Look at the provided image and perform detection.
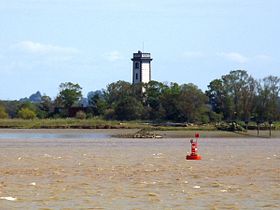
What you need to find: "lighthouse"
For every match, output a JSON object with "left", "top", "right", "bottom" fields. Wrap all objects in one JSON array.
[{"left": 131, "top": 51, "right": 152, "bottom": 84}]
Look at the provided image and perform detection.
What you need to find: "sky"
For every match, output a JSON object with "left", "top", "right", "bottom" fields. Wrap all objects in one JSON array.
[{"left": 0, "top": 0, "right": 279, "bottom": 100}]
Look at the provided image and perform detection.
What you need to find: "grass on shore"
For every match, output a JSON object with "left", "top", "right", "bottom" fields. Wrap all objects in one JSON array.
[
  {"left": 0, "top": 118, "right": 148, "bottom": 129},
  {"left": 0, "top": 118, "right": 280, "bottom": 132},
  {"left": 0, "top": 119, "right": 225, "bottom": 131}
]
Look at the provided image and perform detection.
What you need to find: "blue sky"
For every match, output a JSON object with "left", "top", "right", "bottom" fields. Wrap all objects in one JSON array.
[{"left": 0, "top": 0, "right": 279, "bottom": 100}]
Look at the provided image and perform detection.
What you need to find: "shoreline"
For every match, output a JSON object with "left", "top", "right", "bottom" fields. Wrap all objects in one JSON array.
[{"left": 0, "top": 128, "right": 279, "bottom": 138}]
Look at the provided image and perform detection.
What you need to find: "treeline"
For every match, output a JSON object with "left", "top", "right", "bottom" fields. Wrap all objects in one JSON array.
[{"left": 0, "top": 70, "right": 279, "bottom": 123}]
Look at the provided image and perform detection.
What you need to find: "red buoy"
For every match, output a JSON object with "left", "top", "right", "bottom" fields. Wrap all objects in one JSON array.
[{"left": 186, "top": 133, "right": 202, "bottom": 160}]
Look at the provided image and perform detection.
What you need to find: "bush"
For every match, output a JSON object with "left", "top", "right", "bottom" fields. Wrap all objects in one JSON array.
[
  {"left": 75, "top": 111, "right": 86, "bottom": 119},
  {"left": 197, "top": 114, "right": 210, "bottom": 124},
  {"left": 86, "top": 112, "right": 94, "bottom": 119},
  {"left": 104, "top": 108, "right": 115, "bottom": 120},
  {"left": 18, "top": 108, "right": 36, "bottom": 119},
  {"left": 216, "top": 121, "right": 245, "bottom": 132},
  {"left": 209, "top": 111, "right": 223, "bottom": 122}
]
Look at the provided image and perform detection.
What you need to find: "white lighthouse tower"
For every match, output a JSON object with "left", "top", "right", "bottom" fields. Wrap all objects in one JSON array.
[{"left": 131, "top": 51, "right": 152, "bottom": 84}]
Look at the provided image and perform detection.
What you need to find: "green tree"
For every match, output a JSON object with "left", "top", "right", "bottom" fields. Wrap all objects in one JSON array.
[
  {"left": 18, "top": 108, "right": 36, "bottom": 119},
  {"left": 222, "top": 70, "right": 257, "bottom": 121},
  {"left": 177, "top": 83, "right": 209, "bottom": 123},
  {"left": 105, "top": 81, "right": 132, "bottom": 106},
  {"left": 57, "top": 82, "right": 82, "bottom": 109},
  {"left": 0, "top": 101, "right": 21, "bottom": 118},
  {"left": 114, "top": 96, "right": 144, "bottom": 120},
  {"left": 0, "top": 105, "right": 9, "bottom": 119},
  {"left": 20, "top": 101, "right": 37, "bottom": 112},
  {"left": 207, "top": 70, "right": 257, "bottom": 121},
  {"left": 37, "top": 95, "right": 54, "bottom": 119},
  {"left": 206, "top": 79, "right": 225, "bottom": 115},
  {"left": 160, "top": 83, "right": 181, "bottom": 121},
  {"left": 40, "top": 95, "right": 52, "bottom": 112},
  {"left": 88, "top": 90, "right": 108, "bottom": 116},
  {"left": 256, "top": 76, "right": 280, "bottom": 121},
  {"left": 38, "top": 95, "right": 53, "bottom": 118},
  {"left": 144, "top": 81, "right": 167, "bottom": 120},
  {"left": 104, "top": 81, "right": 145, "bottom": 120},
  {"left": 18, "top": 101, "right": 38, "bottom": 118}
]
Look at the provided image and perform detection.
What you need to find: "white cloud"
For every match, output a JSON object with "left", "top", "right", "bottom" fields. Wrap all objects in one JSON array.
[
  {"left": 105, "top": 51, "right": 123, "bottom": 62},
  {"left": 12, "top": 41, "right": 79, "bottom": 55},
  {"left": 255, "top": 54, "right": 272, "bottom": 61},
  {"left": 182, "top": 51, "right": 204, "bottom": 59},
  {"left": 217, "top": 52, "right": 248, "bottom": 64}
]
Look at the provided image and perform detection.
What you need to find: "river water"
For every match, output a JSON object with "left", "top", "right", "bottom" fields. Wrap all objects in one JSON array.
[{"left": 0, "top": 130, "right": 279, "bottom": 209}]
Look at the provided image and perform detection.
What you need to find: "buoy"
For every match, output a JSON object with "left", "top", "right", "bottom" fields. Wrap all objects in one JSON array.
[{"left": 186, "top": 133, "right": 202, "bottom": 160}]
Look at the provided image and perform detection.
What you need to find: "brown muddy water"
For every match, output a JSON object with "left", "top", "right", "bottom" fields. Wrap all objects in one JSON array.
[{"left": 0, "top": 131, "right": 279, "bottom": 209}]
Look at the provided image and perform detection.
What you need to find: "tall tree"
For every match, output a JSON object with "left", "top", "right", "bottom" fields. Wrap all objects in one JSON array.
[
  {"left": 88, "top": 90, "right": 107, "bottom": 116},
  {"left": 256, "top": 76, "right": 280, "bottom": 121},
  {"left": 178, "top": 83, "right": 209, "bottom": 122},
  {"left": 114, "top": 96, "right": 144, "bottom": 120},
  {"left": 105, "top": 81, "right": 145, "bottom": 120},
  {"left": 38, "top": 95, "right": 53, "bottom": 118},
  {"left": 206, "top": 79, "right": 225, "bottom": 116},
  {"left": 0, "top": 104, "right": 8, "bottom": 119},
  {"left": 207, "top": 70, "right": 257, "bottom": 121},
  {"left": 160, "top": 83, "right": 181, "bottom": 121},
  {"left": 144, "top": 81, "right": 167, "bottom": 120},
  {"left": 57, "top": 82, "right": 82, "bottom": 109},
  {"left": 105, "top": 81, "right": 132, "bottom": 106}
]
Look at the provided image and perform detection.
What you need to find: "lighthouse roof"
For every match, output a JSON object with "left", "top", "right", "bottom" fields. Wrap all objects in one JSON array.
[{"left": 131, "top": 50, "right": 152, "bottom": 61}]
